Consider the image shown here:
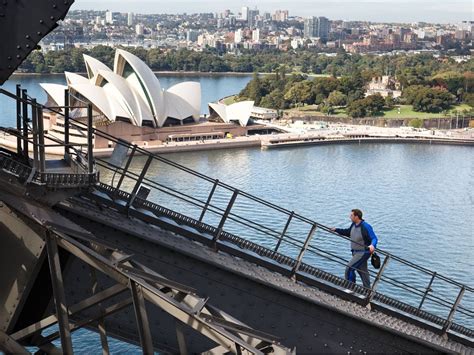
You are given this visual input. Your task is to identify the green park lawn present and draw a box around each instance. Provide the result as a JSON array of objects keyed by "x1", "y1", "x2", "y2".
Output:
[{"x1": 286, "y1": 104, "x2": 472, "y2": 119}]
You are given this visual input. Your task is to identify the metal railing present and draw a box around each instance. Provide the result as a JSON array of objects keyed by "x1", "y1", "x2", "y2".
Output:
[
  {"x1": 0, "y1": 87, "x2": 98, "y2": 187},
  {"x1": 62, "y1": 118, "x2": 473, "y2": 341},
  {"x1": 1, "y1": 88, "x2": 472, "y2": 342}
]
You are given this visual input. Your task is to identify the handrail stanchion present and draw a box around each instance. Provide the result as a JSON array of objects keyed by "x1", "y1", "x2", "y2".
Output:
[
  {"x1": 366, "y1": 254, "x2": 390, "y2": 304},
  {"x1": 16, "y1": 84, "x2": 22, "y2": 156},
  {"x1": 212, "y1": 189, "x2": 239, "y2": 244},
  {"x1": 64, "y1": 89, "x2": 70, "y2": 160},
  {"x1": 290, "y1": 223, "x2": 317, "y2": 278},
  {"x1": 31, "y1": 99, "x2": 39, "y2": 171},
  {"x1": 21, "y1": 89, "x2": 29, "y2": 160},
  {"x1": 274, "y1": 211, "x2": 294, "y2": 253},
  {"x1": 417, "y1": 272, "x2": 437, "y2": 314},
  {"x1": 442, "y1": 286, "x2": 465, "y2": 334},
  {"x1": 126, "y1": 155, "x2": 153, "y2": 210},
  {"x1": 87, "y1": 104, "x2": 94, "y2": 174},
  {"x1": 199, "y1": 179, "x2": 219, "y2": 222},
  {"x1": 115, "y1": 144, "x2": 137, "y2": 192},
  {"x1": 37, "y1": 105, "x2": 46, "y2": 175}
]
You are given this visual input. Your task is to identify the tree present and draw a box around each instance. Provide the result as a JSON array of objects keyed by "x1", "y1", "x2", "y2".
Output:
[
  {"x1": 408, "y1": 87, "x2": 455, "y2": 113},
  {"x1": 327, "y1": 90, "x2": 346, "y2": 107},
  {"x1": 346, "y1": 100, "x2": 367, "y2": 118}
]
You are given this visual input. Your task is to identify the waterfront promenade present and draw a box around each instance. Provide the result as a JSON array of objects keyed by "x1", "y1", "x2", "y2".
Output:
[{"x1": 1, "y1": 123, "x2": 473, "y2": 157}]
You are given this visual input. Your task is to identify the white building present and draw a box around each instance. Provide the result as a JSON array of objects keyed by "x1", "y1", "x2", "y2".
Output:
[
  {"x1": 40, "y1": 49, "x2": 202, "y2": 128},
  {"x1": 252, "y1": 29, "x2": 260, "y2": 42},
  {"x1": 208, "y1": 101, "x2": 255, "y2": 127},
  {"x1": 105, "y1": 11, "x2": 113, "y2": 24},
  {"x1": 135, "y1": 24, "x2": 144, "y2": 36},
  {"x1": 127, "y1": 12, "x2": 134, "y2": 27},
  {"x1": 241, "y1": 6, "x2": 249, "y2": 21},
  {"x1": 235, "y1": 29, "x2": 243, "y2": 43}
]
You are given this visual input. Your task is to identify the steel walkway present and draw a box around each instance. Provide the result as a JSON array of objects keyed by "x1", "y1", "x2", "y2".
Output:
[{"x1": 0, "y1": 87, "x2": 473, "y2": 353}]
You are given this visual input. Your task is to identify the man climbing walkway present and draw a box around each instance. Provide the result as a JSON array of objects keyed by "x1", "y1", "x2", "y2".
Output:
[{"x1": 331, "y1": 209, "x2": 378, "y2": 289}]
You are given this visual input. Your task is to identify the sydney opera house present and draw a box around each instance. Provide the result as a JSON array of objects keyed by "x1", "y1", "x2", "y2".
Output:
[{"x1": 40, "y1": 49, "x2": 276, "y2": 148}]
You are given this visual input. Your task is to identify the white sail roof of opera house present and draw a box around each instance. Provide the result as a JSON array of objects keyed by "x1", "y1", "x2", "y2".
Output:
[
  {"x1": 40, "y1": 49, "x2": 202, "y2": 128},
  {"x1": 208, "y1": 101, "x2": 255, "y2": 127}
]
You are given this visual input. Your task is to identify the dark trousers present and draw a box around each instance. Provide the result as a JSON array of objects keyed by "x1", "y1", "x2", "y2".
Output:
[{"x1": 345, "y1": 251, "x2": 371, "y2": 288}]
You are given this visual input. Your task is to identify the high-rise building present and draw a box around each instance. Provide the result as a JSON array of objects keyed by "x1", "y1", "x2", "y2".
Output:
[
  {"x1": 273, "y1": 10, "x2": 289, "y2": 22},
  {"x1": 186, "y1": 30, "x2": 199, "y2": 42},
  {"x1": 234, "y1": 29, "x2": 243, "y2": 43},
  {"x1": 248, "y1": 8, "x2": 259, "y2": 28},
  {"x1": 304, "y1": 16, "x2": 330, "y2": 40},
  {"x1": 127, "y1": 12, "x2": 134, "y2": 27},
  {"x1": 318, "y1": 17, "x2": 330, "y2": 40},
  {"x1": 252, "y1": 29, "x2": 260, "y2": 42},
  {"x1": 241, "y1": 6, "x2": 249, "y2": 21},
  {"x1": 105, "y1": 10, "x2": 113, "y2": 24},
  {"x1": 135, "y1": 24, "x2": 144, "y2": 36}
]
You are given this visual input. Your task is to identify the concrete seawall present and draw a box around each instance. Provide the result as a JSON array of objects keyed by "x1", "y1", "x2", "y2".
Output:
[{"x1": 262, "y1": 137, "x2": 474, "y2": 149}]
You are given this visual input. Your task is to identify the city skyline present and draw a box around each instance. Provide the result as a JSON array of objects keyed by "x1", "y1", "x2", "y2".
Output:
[{"x1": 71, "y1": 0, "x2": 471, "y2": 24}]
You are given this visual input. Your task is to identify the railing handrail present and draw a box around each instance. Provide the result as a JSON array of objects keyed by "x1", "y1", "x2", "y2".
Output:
[
  {"x1": 1, "y1": 88, "x2": 472, "y2": 334},
  {"x1": 66, "y1": 117, "x2": 473, "y2": 294}
]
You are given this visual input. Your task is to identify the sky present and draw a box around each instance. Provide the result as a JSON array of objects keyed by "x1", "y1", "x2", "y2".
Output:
[{"x1": 71, "y1": 0, "x2": 473, "y2": 24}]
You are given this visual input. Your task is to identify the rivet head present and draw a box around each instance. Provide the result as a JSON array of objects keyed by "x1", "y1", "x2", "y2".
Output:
[
  {"x1": 16, "y1": 54, "x2": 20, "y2": 59},
  {"x1": 16, "y1": 45, "x2": 21, "y2": 49},
  {"x1": 50, "y1": 16, "x2": 54, "y2": 20},
  {"x1": 25, "y1": 35, "x2": 30, "y2": 39},
  {"x1": 52, "y1": 4, "x2": 57, "y2": 8},
  {"x1": 26, "y1": 44, "x2": 30, "y2": 48},
  {"x1": 7, "y1": 56, "x2": 11, "y2": 60},
  {"x1": 39, "y1": 19, "x2": 44, "y2": 24},
  {"x1": 37, "y1": 32, "x2": 42, "y2": 35}
]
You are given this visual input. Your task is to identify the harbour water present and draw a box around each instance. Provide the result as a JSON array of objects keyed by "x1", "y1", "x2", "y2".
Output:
[{"x1": 1, "y1": 75, "x2": 473, "y2": 351}]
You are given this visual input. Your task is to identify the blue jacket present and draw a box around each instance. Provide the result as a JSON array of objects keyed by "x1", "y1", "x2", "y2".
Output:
[{"x1": 335, "y1": 220, "x2": 378, "y2": 250}]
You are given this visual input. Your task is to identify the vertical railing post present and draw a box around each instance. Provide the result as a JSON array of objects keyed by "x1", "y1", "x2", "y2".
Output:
[
  {"x1": 442, "y1": 286, "x2": 465, "y2": 334},
  {"x1": 37, "y1": 105, "x2": 46, "y2": 174},
  {"x1": 274, "y1": 211, "x2": 294, "y2": 252},
  {"x1": 199, "y1": 179, "x2": 219, "y2": 222},
  {"x1": 366, "y1": 254, "x2": 390, "y2": 304},
  {"x1": 417, "y1": 271, "x2": 437, "y2": 313},
  {"x1": 126, "y1": 155, "x2": 153, "y2": 210},
  {"x1": 87, "y1": 104, "x2": 94, "y2": 174},
  {"x1": 31, "y1": 98, "x2": 39, "y2": 170},
  {"x1": 21, "y1": 89, "x2": 29, "y2": 160},
  {"x1": 16, "y1": 84, "x2": 22, "y2": 156},
  {"x1": 212, "y1": 189, "x2": 239, "y2": 244},
  {"x1": 64, "y1": 89, "x2": 70, "y2": 160},
  {"x1": 115, "y1": 144, "x2": 137, "y2": 193},
  {"x1": 290, "y1": 223, "x2": 317, "y2": 278}
]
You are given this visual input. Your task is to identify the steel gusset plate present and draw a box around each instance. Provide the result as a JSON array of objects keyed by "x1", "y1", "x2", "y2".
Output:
[{"x1": 0, "y1": 0, "x2": 75, "y2": 84}]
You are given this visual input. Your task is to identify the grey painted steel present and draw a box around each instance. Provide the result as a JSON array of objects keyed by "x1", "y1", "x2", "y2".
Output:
[
  {"x1": 16, "y1": 85, "x2": 22, "y2": 156},
  {"x1": 443, "y1": 287, "x2": 466, "y2": 334},
  {"x1": 418, "y1": 271, "x2": 437, "y2": 313},
  {"x1": 366, "y1": 255, "x2": 391, "y2": 304},
  {"x1": 130, "y1": 281, "x2": 154, "y2": 354},
  {"x1": 64, "y1": 90, "x2": 70, "y2": 159},
  {"x1": 274, "y1": 211, "x2": 294, "y2": 252},
  {"x1": 58, "y1": 200, "x2": 469, "y2": 353},
  {"x1": 199, "y1": 178, "x2": 219, "y2": 222},
  {"x1": 21, "y1": 89, "x2": 28, "y2": 159},
  {"x1": 214, "y1": 189, "x2": 239, "y2": 243},
  {"x1": 0, "y1": 0, "x2": 74, "y2": 84},
  {"x1": 290, "y1": 223, "x2": 317, "y2": 277},
  {"x1": 0, "y1": 330, "x2": 29, "y2": 355},
  {"x1": 0, "y1": 201, "x2": 46, "y2": 333},
  {"x1": 45, "y1": 231, "x2": 74, "y2": 355}
]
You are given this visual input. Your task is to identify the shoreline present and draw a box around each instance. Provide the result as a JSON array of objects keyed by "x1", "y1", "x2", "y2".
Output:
[
  {"x1": 1, "y1": 131, "x2": 472, "y2": 158},
  {"x1": 11, "y1": 71, "x2": 255, "y2": 77}
]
